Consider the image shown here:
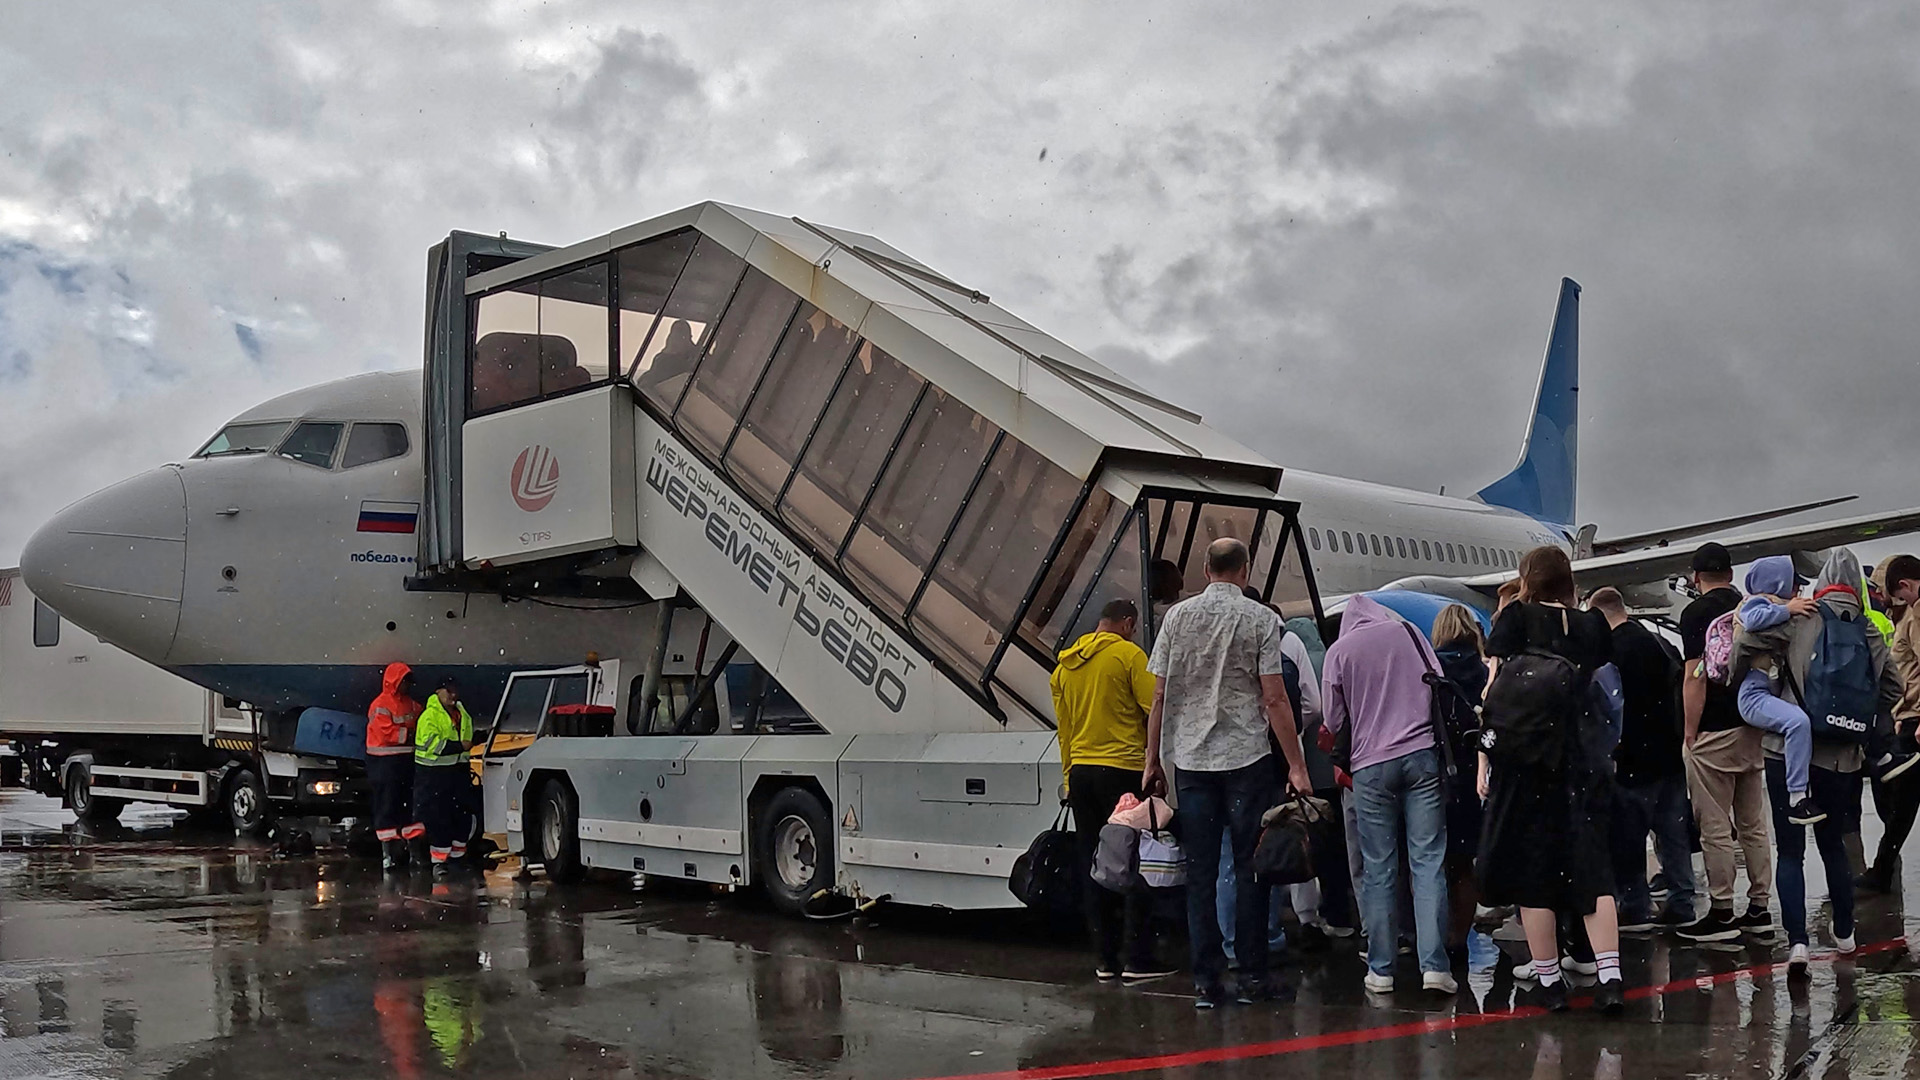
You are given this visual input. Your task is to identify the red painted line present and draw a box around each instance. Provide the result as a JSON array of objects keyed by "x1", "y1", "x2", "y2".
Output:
[{"x1": 914, "y1": 937, "x2": 1909, "y2": 1080}]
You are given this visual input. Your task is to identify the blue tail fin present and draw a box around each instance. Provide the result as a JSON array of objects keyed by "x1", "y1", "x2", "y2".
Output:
[{"x1": 1475, "y1": 277, "x2": 1580, "y2": 529}]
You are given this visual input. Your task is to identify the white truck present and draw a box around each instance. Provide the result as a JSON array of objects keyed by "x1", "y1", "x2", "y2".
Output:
[
  {"x1": 415, "y1": 203, "x2": 1323, "y2": 913},
  {"x1": 0, "y1": 567, "x2": 363, "y2": 831}
]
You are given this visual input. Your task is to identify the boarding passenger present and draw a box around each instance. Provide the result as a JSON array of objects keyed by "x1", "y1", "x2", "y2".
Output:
[
  {"x1": 1322, "y1": 595, "x2": 1454, "y2": 995},
  {"x1": 1729, "y1": 548, "x2": 1900, "y2": 973},
  {"x1": 1858, "y1": 557, "x2": 1920, "y2": 887},
  {"x1": 1863, "y1": 554, "x2": 1920, "y2": 892},
  {"x1": 1205, "y1": 588, "x2": 1313, "y2": 968},
  {"x1": 1676, "y1": 542, "x2": 1774, "y2": 944},
  {"x1": 1050, "y1": 598, "x2": 1173, "y2": 983},
  {"x1": 365, "y1": 662, "x2": 422, "y2": 870},
  {"x1": 1281, "y1": 613, "x2": 1355, "y2": 938},
  {"x1": 1428, "y1": 605, "x2": 1490, "y2": 947},
  {"x1": 1476, "y1": 546, "x2": 1624, "y2": 1013},
  {"x1": 1143, "y1": 538, "x2": 1311, "y2": 1008},
  {"x1": 1731, "y1": 557, "x2": 1826, "y2": 826},
  {"x1": 1587, "y1": 588, "x2": 1698, "y2": 932},
  {"x1": 413, "y1": 679, "x2": 477, "y2": 878}
]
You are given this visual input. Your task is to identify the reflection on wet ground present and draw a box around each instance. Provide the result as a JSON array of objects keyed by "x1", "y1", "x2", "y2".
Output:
[{"x1": 4, "y1": 788, "x2": 1920, "y2": 1079}]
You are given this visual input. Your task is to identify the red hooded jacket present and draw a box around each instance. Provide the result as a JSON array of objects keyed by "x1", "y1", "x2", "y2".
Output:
[{"x1": 366, "y1": 662, "x2": 420, "y2": 755}]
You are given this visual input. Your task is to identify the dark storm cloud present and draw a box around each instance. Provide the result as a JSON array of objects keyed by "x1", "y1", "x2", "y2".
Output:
[
  {"x1": 1091, "y1": 2, "x2": 1920, "y2": 537},
  {"x1": 0, "y1": 1, "x2": 1917, "y2": 566}
]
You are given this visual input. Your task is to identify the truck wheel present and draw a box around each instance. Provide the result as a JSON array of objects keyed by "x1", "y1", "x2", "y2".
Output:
[
  {"x1": 66, "y1": 764, "x2": 123, "y2": 823},
  {"x1": 535, "y1": 780, "x2": 583, "y2": 883},
  {"x1": 226, "y1": 769, "x2": 271, "y2": 836},
  {"x1": 756, "y1": 787, "x2": 833, "y2": 916}
]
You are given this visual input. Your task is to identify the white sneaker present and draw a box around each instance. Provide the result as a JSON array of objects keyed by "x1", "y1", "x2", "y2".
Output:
[
  {"x1": 1363, "y1": 972, "x2": 1395, "y2": 994},
  {"x1": 1562, "y1": 955, "x2": 1598, "y2": 976},
  {"x1": 1835, "y1": 932, "x2": 1857, "y2": 955},
  {"x1": 1512, "y1": 960, "x2": 1541, "y2": 981},
  {"x1": 1787, "y1": 943, "x2": 1810, "y2": 974},
  {"x1": 1423, "y1": 971, "x2": 1459, "y2": 995}
]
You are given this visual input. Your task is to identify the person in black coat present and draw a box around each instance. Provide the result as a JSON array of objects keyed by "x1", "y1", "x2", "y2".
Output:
[
  {"x1": 1478, "y1": 546, "x2": 1624, "y2": 1014},
  {"x1": 1430, "y1": 604, "x2": 1488, "y2": 947}
]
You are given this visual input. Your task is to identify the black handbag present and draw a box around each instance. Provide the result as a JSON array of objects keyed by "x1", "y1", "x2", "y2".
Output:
[
  {"x1": 1252, "y1": 794, "x2": 1335, "y2": 885},
  {"x1": 1009, "y1": 803, "x2": 1079, "y2": 910}
]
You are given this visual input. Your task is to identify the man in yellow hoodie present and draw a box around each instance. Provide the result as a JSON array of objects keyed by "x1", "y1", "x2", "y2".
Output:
[{"x1": 1052, "y1": 598, "x2": 1171, "y2": 982}]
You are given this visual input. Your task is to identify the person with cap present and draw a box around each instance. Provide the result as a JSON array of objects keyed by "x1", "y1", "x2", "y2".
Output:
[
  {"x1": 365, "y1": 662, "x2": 423, "y2": 870},
  {"x1": 1676, "y1": 542, "x2": 1774, "y2": 944},
  {"x1": 413, "y1": 678, "x2": 476, "y2": 877}
]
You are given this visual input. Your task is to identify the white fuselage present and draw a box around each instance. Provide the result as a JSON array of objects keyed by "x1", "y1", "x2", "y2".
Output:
[
  {"x1": 23, "y1": 373, "x2": 1561, "y2": 717},
  {"x1": 1278, "y1": 470, "x2": 1567, "y2": 597}
]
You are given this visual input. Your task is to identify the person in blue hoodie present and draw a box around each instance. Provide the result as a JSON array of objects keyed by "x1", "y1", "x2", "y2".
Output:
[{"x1": 1731, "y1": 556, "x2": 1824, "y2": 826}]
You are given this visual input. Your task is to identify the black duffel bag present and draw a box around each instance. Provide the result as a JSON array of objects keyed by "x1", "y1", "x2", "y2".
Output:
[
  {"x1": 1009, "y1": 803, "x2": 1079, "y2": 910},
  {"x1": 1251, "y1": 794, "x2": 1336, "y2": 885}
]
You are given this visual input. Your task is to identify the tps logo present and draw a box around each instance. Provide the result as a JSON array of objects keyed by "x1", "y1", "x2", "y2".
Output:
[{"x1": 510, "y1": 445, "x2": 560, "y2": 512}]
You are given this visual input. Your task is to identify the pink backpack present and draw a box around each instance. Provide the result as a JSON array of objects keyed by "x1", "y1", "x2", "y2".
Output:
[{"x1": 1700, "y1": 610, "x2": 1739, "y2": 685}]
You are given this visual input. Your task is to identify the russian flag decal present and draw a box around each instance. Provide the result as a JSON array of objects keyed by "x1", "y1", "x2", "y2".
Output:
[{"x1": 357, "y1": 500, "x2": 419, "y2": 534}]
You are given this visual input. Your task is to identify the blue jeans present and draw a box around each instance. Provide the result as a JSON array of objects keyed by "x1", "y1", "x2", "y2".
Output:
[
  {"x1": 1612, "y1": 773, "x2": 1698, "y2": 923},
  {"x1": 1740, "y1": 670, "x2": 1811, "y2": 797},
  {"x1": 1764, "y1": 756, "x2": 1854, "y2": 946},
  {"x1": 1351, "y1": 748, "x2": 1449, "y2": 975},
  {"x1": 1177, "y1": 758, "x2": 1277, "y2": 991},
  {"x1": 1216, "y1": 828, "x2": 1287, "y2": 963}
]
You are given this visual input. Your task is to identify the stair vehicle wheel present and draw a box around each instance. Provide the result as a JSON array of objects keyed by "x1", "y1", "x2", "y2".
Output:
[
  {"x1": 66, "y1": 763, "x2": 123, "y2": 823},
  {"x1": 226, "y1": 768, "x2": 271, "y2": 836},
  {"x1": 756, "y1": 787, "x2": 833, "y2": 916},
  {"x1": 537, "y1": 779, "x2": 584, "y2": 882}
]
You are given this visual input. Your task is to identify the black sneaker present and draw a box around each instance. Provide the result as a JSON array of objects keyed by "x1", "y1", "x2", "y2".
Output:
[
  {"x1": 1617, "y1": 914, "x2": 1658, "y2": 934},
  {"x1": 1650, "y1": 871, "x2": 1671, "y2": 902},
  {"x1": 1592, "y1": 979, "x2": 1625, "y2": 1014},
  {"x1": 1788, "y1": 796, "x2": 1827, "y2": 826},
  {"x1": 1537, "y1": 979, "x2": 1570, "y2": 1012},
  {"x1": 1236, "y1": 980, "x2": 1280, "y2": 1005},
  {"x1": 1655, "y1": 904, "x2": 1695, "y2": 928},
  {"x1": 1876, "y1": 750, "x2": 1920, "y2": 783},
  {"x1": 1194, "y1": 985, "x2": 1225, "y2": 1010},
  {"x1": 1739, "y1": 906, "x2": 1775, "y2": 940},
  {"x1": 1857, "y1": 865, "x2": 1895, "y2": 895},
  {"x1": 1676, "y1": 909, "x2": 1743, "y2": 943}
]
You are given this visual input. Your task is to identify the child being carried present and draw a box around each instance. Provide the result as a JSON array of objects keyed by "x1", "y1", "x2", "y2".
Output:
[{"x1": 1731, "y1": 556, "x2": 1825, "y2": 826}]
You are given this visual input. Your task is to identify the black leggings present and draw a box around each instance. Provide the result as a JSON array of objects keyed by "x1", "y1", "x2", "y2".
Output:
[{"x1": 1068, "y1": 764, "x2": 1154, "y2": 972}]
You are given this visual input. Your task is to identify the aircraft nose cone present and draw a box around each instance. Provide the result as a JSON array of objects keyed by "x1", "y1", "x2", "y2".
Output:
[{"x1": 19, "y1": 467, "x2": 187, "y2": 663}]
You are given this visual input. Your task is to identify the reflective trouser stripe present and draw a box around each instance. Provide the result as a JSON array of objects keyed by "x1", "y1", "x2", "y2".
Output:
[
  {"x1": 376, "y1": 828, "x2": 399, "y2": 842},
  {"x1": 415, "y1": 753, "x2": 464, "y2": 767},
  {"x1": 366, "y1": 745, "x2": 413, "y2": 756},
  {"x1": 401, "y1": 823, "x2": 426, "y2": 839},
  {"x1": 430, "y1": 848, "x2": 450, "y2": 862},
  {"x1": 449, "y1": 842, "x2": 467, "y2": 857}
]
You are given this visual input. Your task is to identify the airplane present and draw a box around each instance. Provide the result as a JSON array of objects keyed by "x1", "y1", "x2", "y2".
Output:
[
  {"x1": 21, "y1": 258, "x2": 1920, "y2": 724},
  {"x1": 15, "y1": 370, "x2": 654, "y2": 718}
]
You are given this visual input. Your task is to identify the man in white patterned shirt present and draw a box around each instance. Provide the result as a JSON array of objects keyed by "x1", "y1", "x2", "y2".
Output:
[{"x1": 1144, "y1": 537, "x2": 1310, "y2": 1008}]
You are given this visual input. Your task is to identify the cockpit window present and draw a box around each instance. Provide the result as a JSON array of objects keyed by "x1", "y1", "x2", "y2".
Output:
[
  {"x1": 276, "y1": 421, "x2": 344, "y2": 469},
  {"x1": 196, "y1": 420, "x2": 291, "y2": 458},
  {"x1": 340, "y1": 423, "x2": 410, "y2": 469}
]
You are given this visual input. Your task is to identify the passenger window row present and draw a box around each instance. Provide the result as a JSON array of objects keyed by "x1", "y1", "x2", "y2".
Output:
[
  {"x1": 468, "y1": 231, "x2": 1109, "y2": 711},
  {"x1": 1305, "y1": 526, "x2": 1520, "y2": 571}
]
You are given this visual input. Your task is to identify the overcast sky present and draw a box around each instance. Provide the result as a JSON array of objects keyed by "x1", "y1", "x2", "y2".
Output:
[{"x1": 3, "y1": 1, "x2": 1918, "y2": 566}]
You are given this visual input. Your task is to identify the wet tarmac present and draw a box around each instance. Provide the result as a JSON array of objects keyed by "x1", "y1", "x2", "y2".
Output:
[{"x1": 3, "y1": 788, "x2": 1919, "y2": 1080}]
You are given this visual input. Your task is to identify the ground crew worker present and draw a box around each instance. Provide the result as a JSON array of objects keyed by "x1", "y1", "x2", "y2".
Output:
[
  {"x1": 413, "y1": 679, "x2": 475, "y2": 876},
  {"x1": 365, "y1": 662, "x2": 422, "y2": 870}
]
